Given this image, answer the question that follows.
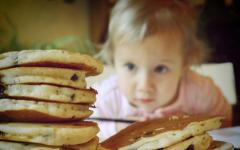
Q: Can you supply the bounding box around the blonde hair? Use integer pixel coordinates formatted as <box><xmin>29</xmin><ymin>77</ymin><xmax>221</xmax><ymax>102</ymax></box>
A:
<box><xmin>100</xmin><ymin>0</ymin><xmax>209</xmax><ymax>65</ymax></box>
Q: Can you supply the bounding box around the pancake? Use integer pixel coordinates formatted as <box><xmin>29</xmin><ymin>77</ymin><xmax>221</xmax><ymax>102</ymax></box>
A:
<box><xmin>0</xmin><ymin>50</ymin><xmax>103</xmax><ymax>76</ymax></box>
<box><xmin>97</xmin><ymin>145</ymin><xmax>109</xmax><ymax>150</ymax></box>
<box><xmin>0</xmin><ymin>75</ymin><xmax>87</xmax><ymax>89</ymax></box>
<box><xmin>0</xmin><ymin>67</ymin><xmax>86</xmax><ymax>88</ymax></box>
<box><xmin>0</xmin><ymin>121</ymin><xmax>99</xmax><ymax>146</ymax></box>
<box><xmin>164</xmin><ymin>133</ymin><xmax>212</xmax><ymax>150</ymax></box>
<box><xmin>1</xmin><ymin>84</ymin><xmax>96</xmax><ymax>104</ymax></box>
<box><xmin>0</xmin><ymin>98</ymin><xmax>92</xmax><ymax>122</ymax></box>
<box><xmin>208</xmin><ymin>141</ymin><xmax>234</xmax><ymax>150</ymax></box>
<box><xmin>0</xmin><ymin>137</ymin><xmax>99</xmax><ymax>150</ymax></box>
<box><xmin>101</xmin><ymin>116</ymin><xmax>223</xmax><ymax>150</ymax></box>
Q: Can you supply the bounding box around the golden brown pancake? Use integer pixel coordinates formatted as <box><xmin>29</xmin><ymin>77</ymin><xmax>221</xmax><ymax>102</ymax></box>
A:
<box><xmin>0</xmin><ymin>137</ymin><xmax>99</xmax><ymax>150</ymax></box>
<box><xmin>101</xmin><ymin>116</ymin><xmax>223</xmax><ymax>150</ymax></box>
<box><xmin>0</xmin><ymin>98</ymin><xmax>93</xmax><ymax>122</ymax></box>
<box><xmin>0</xmin><ymin>84</ymin><xmax>96</xmax><ymax>104</ymax></box>
<box><xmin>164</xmin><ymin>133</ymin><xmax>212</xmax><ymax>150</ymax></box>
<box><xmin>208</xmin><ymin>141</ymin><xmax>234</xmax><ymax>150</ymax></box>
<box><xmin>0</xmin><ymin>121</ymin><xmax>99</xmax><ymax>146</ymax></box>
<box><xmin>0</xmin><ymin>50</ymin><xmax>103</xmax><ymax>76</ymax></box>
<box><xmin>0</xmin><ymin>67</ymin><xmax>87</xmax><ymax>89</ymax></box>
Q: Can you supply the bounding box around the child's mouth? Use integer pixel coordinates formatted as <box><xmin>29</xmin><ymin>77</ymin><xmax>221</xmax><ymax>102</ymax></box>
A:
<box><xmin>139</xmin><ymin>99</ymin><xmax>154</xmax><ymax>104</ymax></box>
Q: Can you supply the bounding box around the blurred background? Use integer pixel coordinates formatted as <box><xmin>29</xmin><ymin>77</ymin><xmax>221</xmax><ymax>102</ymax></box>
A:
<box><xmin>0</xmin><ymin>0</ymin><xmax>239</xmax><ymax>124</ymax></box>
<box><xmin>0</xmin><ymin>0</ymin><xmax>104</xmax><ymax>55</ymax></box>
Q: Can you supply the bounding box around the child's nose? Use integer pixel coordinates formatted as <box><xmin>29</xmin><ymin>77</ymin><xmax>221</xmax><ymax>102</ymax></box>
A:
<box><xmin>137</xmin><ymin>73</ymin><xmax>155</xmax><ymax>93</ymax></box>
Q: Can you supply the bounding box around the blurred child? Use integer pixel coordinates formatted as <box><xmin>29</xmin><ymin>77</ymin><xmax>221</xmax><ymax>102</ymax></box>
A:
<box><xmin>93</xmin><ymin>0</ymin><xmax>232</xmax><ymax>140</ymax></box>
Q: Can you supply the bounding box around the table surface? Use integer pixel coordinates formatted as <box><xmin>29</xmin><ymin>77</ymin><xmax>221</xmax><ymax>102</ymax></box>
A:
<box><xmin>209</xmin><ymin>126</ymin><xmax>240</xmax><ymax>148</ymax></box>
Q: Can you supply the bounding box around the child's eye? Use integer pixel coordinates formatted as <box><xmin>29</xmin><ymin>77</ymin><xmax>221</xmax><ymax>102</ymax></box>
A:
<box><xmin>155</xmin><ymin>65</ymin><xmax>169</xmax><ymax>73</ymax></box>
<box><xmin>124</xmin><ymin>63</ymin><xmax>136</xmax><ymax>71</ymax></box>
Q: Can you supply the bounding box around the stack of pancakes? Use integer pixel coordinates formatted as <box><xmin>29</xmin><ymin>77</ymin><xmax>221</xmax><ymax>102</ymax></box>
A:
<box><xmin>0</xmin><ymin>50</ymin><xmax>103</xmax><ymax>149</ymax></box>
<box><xmin>101</xmin><ymin>116</ymin><xmax>234</xmax><ymax>150</ymax></box>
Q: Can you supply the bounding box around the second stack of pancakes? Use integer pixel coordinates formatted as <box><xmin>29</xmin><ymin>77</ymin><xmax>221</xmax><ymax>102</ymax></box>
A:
<box><xmin>0</xmin><ymin>50</ymin><xmax>103</xmax><ymax>149</ymax></box>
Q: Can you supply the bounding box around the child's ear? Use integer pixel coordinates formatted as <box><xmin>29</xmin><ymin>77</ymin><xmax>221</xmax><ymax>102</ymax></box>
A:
<box><xmin>182</xmin><ymin>57</ymin><xmax>191</xmax><ymax>73</ymax></box>
<box><xmin>182</xmin><ymin>65</ymin><xmax>189</xmax><ymax>75</ymax></box>
<box><xmin>180</xmin><ymin>60</ymin><xmax>192</xmax><ymax>78</ymax></box>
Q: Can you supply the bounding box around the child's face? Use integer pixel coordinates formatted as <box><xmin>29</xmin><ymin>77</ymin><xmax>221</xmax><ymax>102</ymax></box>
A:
<box><xmin>114</xmin><ymin>32</ymin><xmax>185</xmax><ymax>112</ymax></box>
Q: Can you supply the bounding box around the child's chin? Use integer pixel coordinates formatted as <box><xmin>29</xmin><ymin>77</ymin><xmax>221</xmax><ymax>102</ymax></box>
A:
<box><xmin>139</xmin><ymin>106</ymin><xmax>156</xmax><ymax>113</ymax></box>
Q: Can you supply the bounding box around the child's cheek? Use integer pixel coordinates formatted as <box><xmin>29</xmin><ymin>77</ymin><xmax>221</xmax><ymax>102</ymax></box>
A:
<box><xmin>155</xmin><ymin>76</ymin><xmax>180</xmax><ymax>107</ymax></box>
<box><xmin>118</xmin><ymin>76</ymin><xmax>135</xmax><ymax>100</ymax></box>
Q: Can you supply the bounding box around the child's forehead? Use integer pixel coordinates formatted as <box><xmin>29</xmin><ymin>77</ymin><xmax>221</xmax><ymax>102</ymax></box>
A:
<box><xmin>115</xmin><ymin>30</ymin><xmax>184</xmax><ymax>51</ymax></box>
<box><xmin>115</xmin><ymin>33</ymin><xmax>184</xmax><ymax>61</ymax></box>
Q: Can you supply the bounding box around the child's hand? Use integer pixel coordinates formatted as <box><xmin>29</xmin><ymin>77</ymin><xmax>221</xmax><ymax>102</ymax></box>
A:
<box><xmin>142</xmin><ymin>105</ymin><xmax>185</xmax><ymax>120</ymax></box>
<box><xmin>141</xmin><ymin>96</ymin><xmax>186</xmax><ymax>120</ymax></box>
<box><xmin>142</xmin><ymin>111</ymin><xmax>164</xmax><ymax>120</ymax></box>
<box><xmin>130</xmin><ymin>109</ymin><xmax>163</xmax><ymax>121</ymax></box>
<box><xmin>154</xmin><ymin>98</ymin><xmax>185</xmax><ymax>117</ymax></box>
<box><xmin>132</xmin><ymin>108</ymin><xmax>174</xmax><ymax>121</ymax></box>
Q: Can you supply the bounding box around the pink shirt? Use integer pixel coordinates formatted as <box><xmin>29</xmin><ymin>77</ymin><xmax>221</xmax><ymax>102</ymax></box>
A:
<box><xmin>92</xmin><ymin>70</ymin><xmax>232</xmax><ymax>141</ymax></box>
